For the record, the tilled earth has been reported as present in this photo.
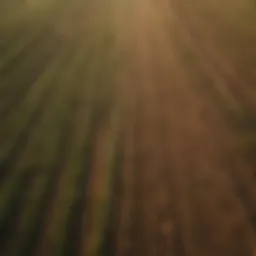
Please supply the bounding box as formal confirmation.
[0,0,256,255]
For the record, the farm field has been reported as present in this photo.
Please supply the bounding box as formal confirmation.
[0,0,256,255]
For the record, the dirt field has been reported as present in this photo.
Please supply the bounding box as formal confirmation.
[0,0,256,255]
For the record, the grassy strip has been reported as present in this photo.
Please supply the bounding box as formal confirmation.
[49,112,96,256]
[0,22,49,72]
[36,34,113,256]
[0,31,61,115]
[60,134,95,256]
[0,40,75,162]
[0,42,80,222]
[36,21,118,255]
[100,145,123,256]
[0,25,33,57]
[0,0,82,73]
[3,36,95,256]
[0,166,35,254]
[0,57,69,182]
[60,41,120,256]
